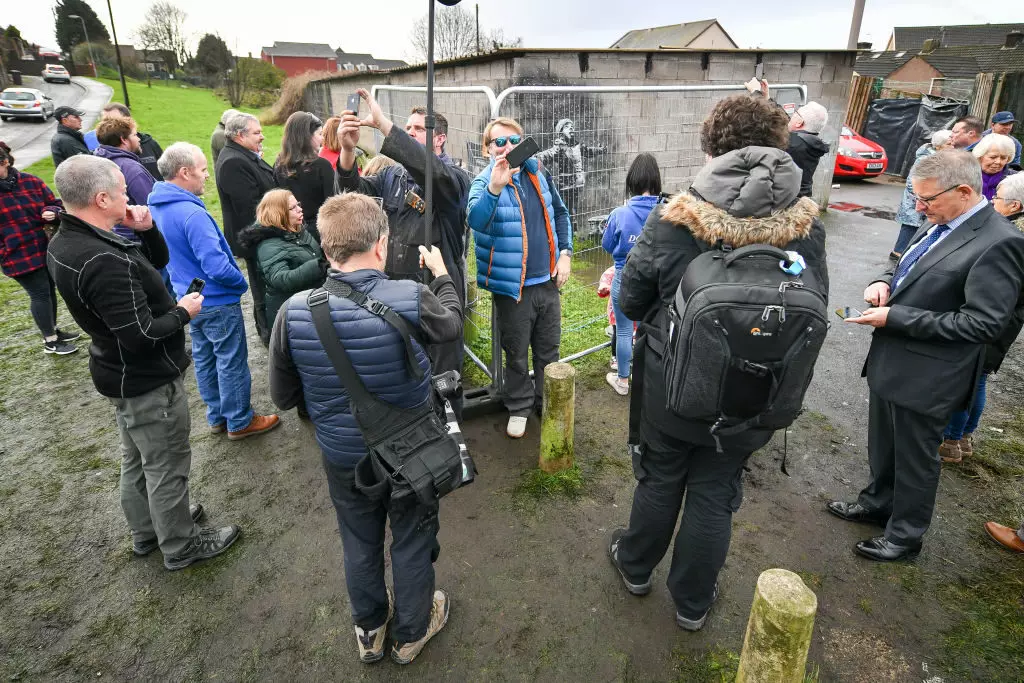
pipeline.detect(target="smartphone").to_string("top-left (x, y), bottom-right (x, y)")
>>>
top-left (185, 277), bottom-right (206, 296)
top-left (346, 93), bottom-right (361, 115)
top-left (833, 306), bottom-right (863, 320)
top-left (502, 135), bottom-right (540, 169)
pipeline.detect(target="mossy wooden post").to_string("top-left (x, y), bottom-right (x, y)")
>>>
top-left (736, 568), bottom-right (818, 683)
top-left (539, 362), bottom-right (575, 473)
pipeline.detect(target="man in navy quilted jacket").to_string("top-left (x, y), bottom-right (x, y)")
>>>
top-left (268, 193), bottom-right (462, 666)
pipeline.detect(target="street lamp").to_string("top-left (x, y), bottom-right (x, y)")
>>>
top-left (67, 14), bottom-right (98, 79)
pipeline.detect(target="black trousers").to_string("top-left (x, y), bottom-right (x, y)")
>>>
top-left (858, 391), bottom-right (948, 544)
top-left (13, 267), bottom-right (58, 338)
top-left (492, 280), bottom-right (561, 416)
top-left (616, 435), bottom-right (749, 620)
top-left (243, 257), bottom-right (270, 345)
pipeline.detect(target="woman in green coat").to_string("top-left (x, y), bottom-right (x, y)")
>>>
top-left (238, 189), bottom-right (325, 327)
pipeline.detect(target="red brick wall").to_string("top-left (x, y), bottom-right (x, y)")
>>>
top-left (887, 57), bottom-right (944, 83)
top-left (260, 54), bottom-right (336, 78)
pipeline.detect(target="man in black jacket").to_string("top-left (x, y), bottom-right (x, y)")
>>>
top-left (50, 106), bottom-right (90, 167)
top-left (215, 112), bottom-right (277, 343)
top-left (786, 101), bottom-right (830, 198)
top-left (337, 89), bottom-right (471, 408)
top-left (47, 155), bottom-right (241, 571)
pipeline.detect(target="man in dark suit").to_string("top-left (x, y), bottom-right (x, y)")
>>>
top-left (215, 112), bottom-right (277, 343)
top-left (829, 150), bottom-right (1024, 562)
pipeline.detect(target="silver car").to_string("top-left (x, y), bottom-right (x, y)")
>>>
top-left (0, 88), bottom-right (56, 122)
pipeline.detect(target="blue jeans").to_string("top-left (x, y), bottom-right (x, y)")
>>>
top-left (611, 268), bottom-right (634, 379)
top-left (892, 223), bottom-right (919, 255)
top-left (944, 373), bottom-right (988, 441)
top-left (190, 302), bottom-right (254, 432)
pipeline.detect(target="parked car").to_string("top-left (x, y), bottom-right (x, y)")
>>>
top-left (834, 127), bottom-right (888, 178)
top-left (0, 88), bottom-right (56, 121)
top-left (42, 64), bottom-right (72, 84)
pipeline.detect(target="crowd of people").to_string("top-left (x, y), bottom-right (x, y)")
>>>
top-left (0, 83), bottom-right (1022, 665)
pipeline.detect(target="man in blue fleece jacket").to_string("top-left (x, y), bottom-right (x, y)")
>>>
top-left (148, 142), bottom-right (280, 441)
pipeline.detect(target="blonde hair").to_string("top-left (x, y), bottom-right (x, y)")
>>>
top-left (256, 189), bottom-right (300, 232)
top-left (363, 154), bottom-right (397, 176)
top-left (481, 117), bottom-right (524, 158)
top-left (972, 133), bottom-right (1016, 162)
top-left (321, 116), bottom-right (342, 153)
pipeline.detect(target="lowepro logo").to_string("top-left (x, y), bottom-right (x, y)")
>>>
top-left (750, 327), bottom-right (773, 337)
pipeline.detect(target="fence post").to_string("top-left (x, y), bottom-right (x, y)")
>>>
top-left (539, 362), bottom-right (575, 473)
top-left (735, 568), bottom-right (818, 683)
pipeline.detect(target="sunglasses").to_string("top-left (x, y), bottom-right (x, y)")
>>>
top-left (490, 134), bottom-right (522, 147)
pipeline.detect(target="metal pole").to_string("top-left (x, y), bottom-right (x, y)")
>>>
top-left (71, 16), bottom-right (99, 79)
top-left (476, 4), bottom-right (480, 54)
top-left (423, 0), bottom-right (436, 277)
top-left (847, 0), bottom-right (866, 50)
top-left (105, 0), bottom-right (130, 108)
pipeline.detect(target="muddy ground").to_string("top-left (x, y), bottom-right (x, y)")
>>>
top-left (1, 182), bottom-right (1022, 682)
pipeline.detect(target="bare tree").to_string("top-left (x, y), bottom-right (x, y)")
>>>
top-left (136, 1), bottom-right (191, 71)
top-left (223, 55), bottom-right (252, 108)
top-left (408, 4), bottom-right (521, 63)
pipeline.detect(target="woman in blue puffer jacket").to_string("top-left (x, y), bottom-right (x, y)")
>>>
top-left (602, 153), bottom-right (662, 395)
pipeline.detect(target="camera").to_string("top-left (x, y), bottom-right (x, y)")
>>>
top-left (431, 370), bottom-right (462, 401)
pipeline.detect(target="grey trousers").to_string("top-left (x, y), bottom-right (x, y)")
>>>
top-left (858, 390), bottom-right (948, 545)
top-left (109, 378), bottom-right (199, 556)
top-left (492, 280), bottom-right (561, 417)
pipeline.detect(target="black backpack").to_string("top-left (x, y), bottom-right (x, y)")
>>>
top-left (663, 243), bottom-right (827, 450)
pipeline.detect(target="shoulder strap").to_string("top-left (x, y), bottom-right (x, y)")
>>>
top-left (306, 288), bottom-right (380, 409)
top-left (322, 277), bottom-right (426, 382)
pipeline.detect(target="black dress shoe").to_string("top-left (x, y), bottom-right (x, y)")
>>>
top-left (854, 536), bottom-right (922, 562)
top-left (826, 501), bottom-right (888, 526)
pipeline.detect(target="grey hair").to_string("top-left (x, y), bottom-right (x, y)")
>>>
top-left (909, 150), bottom-right (982, 195)
top-left (220, 108), bottom-right (241, 125)
top-left (997, 172), bottom-right (1024, 207)
top-left (225, 112), bottom-right (258, 140)
top-left (796, 102), bottom-right (828, 134)
top-left (53, 155), bottom-right (122, 209)
top-left (972, 133), bottom-right (1016, 161)
top-left (158, 142), bottom-right (204, 180)
top-left (931, 129), bottom-right (952, 148)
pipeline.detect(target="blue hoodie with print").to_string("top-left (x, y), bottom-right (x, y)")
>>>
top-left (602, 194), bottom-right (660, 269)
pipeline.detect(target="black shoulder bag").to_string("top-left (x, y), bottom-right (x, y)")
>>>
top-left (306, 279), bottom-right (475, 508)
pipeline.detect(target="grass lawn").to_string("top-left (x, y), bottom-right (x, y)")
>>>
top-left (21, 77), bottom-right (283, 227)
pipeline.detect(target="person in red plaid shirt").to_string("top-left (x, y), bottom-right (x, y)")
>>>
top-left (0, 144), bottom-right (80, 354)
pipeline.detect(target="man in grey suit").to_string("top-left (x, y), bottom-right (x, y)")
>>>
top-left (828, 151), bottom-right (1024, 562)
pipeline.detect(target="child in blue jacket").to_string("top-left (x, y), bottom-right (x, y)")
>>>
top-left (601, 153), bottom-right (662, 395)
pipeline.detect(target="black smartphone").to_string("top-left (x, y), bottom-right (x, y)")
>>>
top-left (185, 277), bottom-right (206, 296)
top-left (346, 93), bottom-right (360, 115)
top-left (502, 135), bottom-right (540, 169)
top-left (833, 306), bottom-right (863, 320)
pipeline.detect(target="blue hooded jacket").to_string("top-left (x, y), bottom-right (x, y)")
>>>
top-left (467, 157), bottom-right (572, 300)
top-left (147, 181), bottom-right (248, 306)
top-left (602, 194), bottom-right (660, 269)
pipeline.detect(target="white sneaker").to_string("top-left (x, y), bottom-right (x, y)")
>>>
top-left (610, 356), bottom-right (618, 372)
top-left (606, 373), bottom-right (629, 396)
top-left (507, 415), bottom-right (527, 438)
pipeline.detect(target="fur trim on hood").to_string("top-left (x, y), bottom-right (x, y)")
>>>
top-left (237, 223), bottom-right (293, 251)
top-left (662, 192), bottom-right (820, 249)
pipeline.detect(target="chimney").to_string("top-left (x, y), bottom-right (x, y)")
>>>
top-left (1005, 32), bottom-right (1023, 49)
top-left (857, 41), bottom-right (872, 50)
top-left (921, 38), bottom-right (938, 54)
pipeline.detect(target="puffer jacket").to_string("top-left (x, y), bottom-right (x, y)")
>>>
top-left (895, 144), bottom-right (935, 228)
top-left (620, 146), bottom-right (829, 453)
top-left (467, 156), bottom-right (572, 300)
top-left (237, 223), bottom-right (324, 326)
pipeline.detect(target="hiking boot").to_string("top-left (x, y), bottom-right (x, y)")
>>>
top-left (355, 586), bottom-right (394, 663)
top-left (391, 589), bottom-right (450, 665)
top-left (55, 328), bottom-right (82, 342)
top-left (606, 373), bottom-right (629, 396)
top-left (506, 415), bottom-right (527, 439)
top-left (676, 583), bottom-right (719, 632)
top-left (607, 528), bottom-right (651, 596)
top-left (958, 434), bottom-right (974, 457)
top-left (888, 250), bottom-right (902, 261)
top-left (210, 422), bottom-right (227, 434)
top-left (163, 525), bottom-right (241, 570)
top-left (43, 339), bottom-right (78, 355)
top-left (939, 439), bottom-right (962, 464)
top-left (132, 504), bottom-right (206, 556)
top-left (227, 414), bottom-right (281, 441)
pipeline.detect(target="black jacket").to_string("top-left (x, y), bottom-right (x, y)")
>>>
top-left (620, 148), bottom-right (828, 453)
top-left (787, 130), bottom-right (830, 198)
top-left (988, 211), bottom-right (1024, 372)
top-left (273, 157), bottom-right (337, 242)
top-left (46, 214), bottom-right (191, 398)
top-left (215, 140), bottom-right (277, 257)
top-left (137, 132), bottom-right (164, 180)
top-left (50, 125), bottom-right (90, 167)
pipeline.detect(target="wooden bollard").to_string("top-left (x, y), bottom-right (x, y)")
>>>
top-left (736, 569), bottom-right (818, 683)
top-left (539, 362), bottom-right (575, 473)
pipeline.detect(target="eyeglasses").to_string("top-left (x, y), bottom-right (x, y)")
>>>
top-left (489, 134), bottom-right (522, 147)
top-left (916, 185), bottom-right (960, 207)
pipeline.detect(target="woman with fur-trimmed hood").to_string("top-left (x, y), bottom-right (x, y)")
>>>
top-left (607, 94), bottom-right (828, 632)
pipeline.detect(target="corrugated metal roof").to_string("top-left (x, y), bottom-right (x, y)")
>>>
top-left (610, 19), bottom-right (735, 49)
top-left (261, 42), bottom-right (337, 58)
top-left (893, 23), bottom-right (1024, 51)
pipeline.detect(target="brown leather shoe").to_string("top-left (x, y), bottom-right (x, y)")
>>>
top-left (958, 434), bottom-right (973, 457)
top-left (939, 439), bottom-right (962, 464)
top-left (228, 414), bottom-right (281, 441)
top-left (984, 522), bottom-right (1024, 553)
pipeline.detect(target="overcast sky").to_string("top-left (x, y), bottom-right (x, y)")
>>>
top-left (8, 1), bottom-right (1024, 62)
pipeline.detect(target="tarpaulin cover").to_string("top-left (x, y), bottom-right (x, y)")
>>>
top-left (863, 96), bottom-right (968, 177)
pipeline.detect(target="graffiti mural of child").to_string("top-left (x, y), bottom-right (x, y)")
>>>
top-left (536, 119), bottom-right (606, 219)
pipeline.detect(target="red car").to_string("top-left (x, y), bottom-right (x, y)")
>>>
top-left (834, 127), bottom-right (888, 178)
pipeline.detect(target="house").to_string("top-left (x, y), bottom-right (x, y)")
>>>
top-left (610, 19), bottom-right (738, 50)
top-left (260, 42), bottom-right (337, 77)
top-left (886, 23), bottom-right (1024, 51)
top-left (855, 29), bottom-right (1024, 84)
top-left (334, 49), bottom-right (407, 73)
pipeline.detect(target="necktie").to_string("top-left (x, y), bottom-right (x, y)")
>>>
top-left (893, 224), bottom-right (951, 289)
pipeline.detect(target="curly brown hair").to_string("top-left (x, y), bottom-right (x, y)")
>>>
top-left (700, 95), bottom-right (790, 158)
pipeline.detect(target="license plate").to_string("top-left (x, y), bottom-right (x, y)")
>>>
top-left (866, 163), bottom-right (883, 171)
top-left (11, 103), bottom-right (27, 108)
